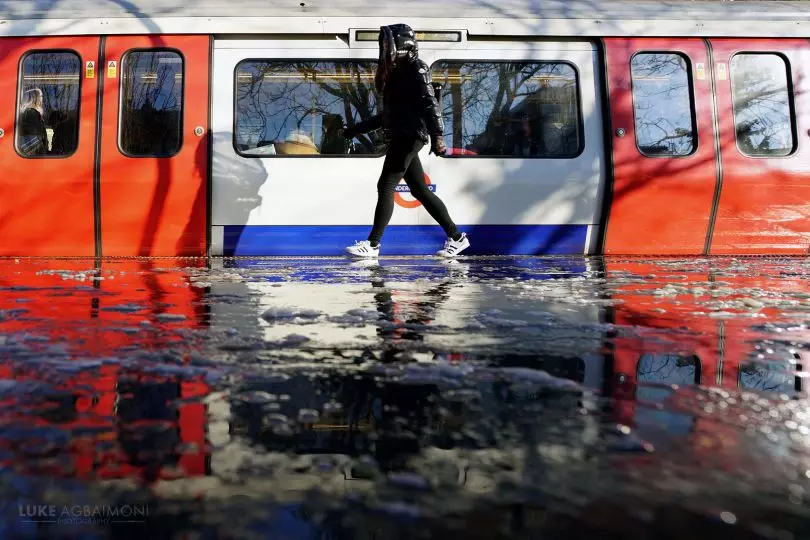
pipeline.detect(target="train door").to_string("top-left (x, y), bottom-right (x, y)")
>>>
top-left (0, 37), bottom-right (100, 256)
top-left (98, 35), bottom-right (210, 257)
top-left (602, 39), bottom-right (720, 255)
top-left (420, 38), bottom-right (606, 255)
top-left (706, 39), bottom-right (810, 254)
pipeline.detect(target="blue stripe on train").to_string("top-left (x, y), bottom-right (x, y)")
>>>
top-left (222, 224), bottom-right (588, 256)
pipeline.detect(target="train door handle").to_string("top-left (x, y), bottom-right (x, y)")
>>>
top-left (194, 126), bottom-right (205, 137)
top-left (0, 128), bottom-right (5, 138)
top-left (615, 128), bottom-right (626, 138)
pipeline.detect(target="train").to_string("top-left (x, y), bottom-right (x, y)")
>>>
top-left (0, 0), bottom-right (809, 257)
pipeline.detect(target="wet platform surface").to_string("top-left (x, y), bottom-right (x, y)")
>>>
top-left (1, 256), bottom-right (809, 539)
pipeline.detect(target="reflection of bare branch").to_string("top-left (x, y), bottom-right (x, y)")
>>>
top-left (637, 353), bottom-right (697, 385)
top-left (740, 363), bottom-right (793, 394)
top-left (433, 61), bottom-right (579, 157)
top-left (631, 53), bottom-right (694, 156)
top-left (731, 55), bottom-right (792, 156)
top-left (235, 61), bottom-right (385, 155)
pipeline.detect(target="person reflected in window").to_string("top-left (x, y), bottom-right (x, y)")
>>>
top-left (48, 110), bottom-right (73, 155)
top-left (18, 88), bottom-right (47, 156)
top-left (320, 114), bottom-right (348, 155)
top-left (506, 114), bottom-right (541, 157)
top-left (341, 24), bottom-right (470, 258)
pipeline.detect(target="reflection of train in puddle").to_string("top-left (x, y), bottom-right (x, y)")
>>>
top-left (0, 261), bottom-right (210, 480)
top-left (0, 258), bottom-right (808, 484)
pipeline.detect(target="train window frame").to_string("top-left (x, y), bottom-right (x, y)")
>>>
top-left (117, 47), bottom-right (186, 159)
top-left (231, 58), bottom-right (386, 159)
top-left (14, 48), bottom-right (83, 160)
top-left (729, 51), bottom-right (797, 160)
top-left (629, 50), bottom-right (699, 159)
top-left (428, 59), bottom-right (586, 160)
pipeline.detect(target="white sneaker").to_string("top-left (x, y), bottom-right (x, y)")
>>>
top-left (346, 240), bottom-right (380, 258)
top-left (436, 233), bottom-right (470, 258)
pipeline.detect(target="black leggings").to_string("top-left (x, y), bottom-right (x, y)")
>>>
top-left (368, 138), bottom-right (460, 245)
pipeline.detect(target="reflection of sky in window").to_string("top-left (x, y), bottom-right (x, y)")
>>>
top-left (432, 62), bottom-right (580, 156)
top-left (123, 52), bottom-right (182, 113)
top-left (631, 53), bottom-right (694, 156)
top-left (21, 53), bottom-right (80, 116)
top-left (731, 54), bottom-right (793, 156)
top-left (235, 62), bottom-right (378, 150)
top-left (739, 362), bottom-right (795, 395)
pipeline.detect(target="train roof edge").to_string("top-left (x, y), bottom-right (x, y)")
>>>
top-left (0, 0), bottom-right (808, 38)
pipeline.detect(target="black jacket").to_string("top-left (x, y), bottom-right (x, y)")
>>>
top-left (353, 59), bottom-right (444, 144)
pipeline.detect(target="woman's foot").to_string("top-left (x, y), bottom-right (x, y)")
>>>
top-left (436, 233), bottom-right (469, 257)
top-left (346, 240), bottom-right (380, 258)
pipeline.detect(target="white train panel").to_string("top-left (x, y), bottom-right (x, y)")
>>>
top-left (211, 39), bottom-right (605, 256)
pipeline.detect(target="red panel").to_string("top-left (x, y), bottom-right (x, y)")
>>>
top-left (99, 35), bottom-right (209, 257)
top-left (603, 38), bottom-right (719, 255)
top-left (0, 37), bottom-right (99, 256)
top-left (708, 39), bottom-right (810, 254)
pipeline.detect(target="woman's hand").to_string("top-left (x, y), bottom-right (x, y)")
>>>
top-left (430, 136), bottom-right (447, 156)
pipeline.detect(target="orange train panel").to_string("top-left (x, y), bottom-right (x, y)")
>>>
top-left (603, 38), bottom-right (720, 255)
top-left (707, 39), bottom-right (810, 254)
top-left (99, 35), bottom-right (210, 257)
top-left (0, 37), bottom-right (99, 256)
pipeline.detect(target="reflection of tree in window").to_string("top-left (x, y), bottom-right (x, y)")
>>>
top-left (431, 62), bottom-right (581, 157)
top-left (731, 54), bottom-right (794, 157)
top-left (120, 51), bottom-right (183, 156)
top-left (637, 353), bottom-right (699, 386)
top-left (739, 362), bottom-right (795, 395)
top-left (17, 52), bottom-right (81, 157)
top-left (234, 61), bottom-right (385, 156)
top-left (630, 53), bottom-right (695, 156)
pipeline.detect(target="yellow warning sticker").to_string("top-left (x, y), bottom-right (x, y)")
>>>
top-left (696, 62), bottom-right (705, 81)
top-left (717, 63), bottom-right (727, 81)
top-left (85, 60), bottom-right (95, 79)
top-left (107, 60), bottom-right (117, 78)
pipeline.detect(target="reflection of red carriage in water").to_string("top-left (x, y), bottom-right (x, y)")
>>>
top-left (0, 261), bottom-right (209, 481)
top-left (606, 260), bottom-right (810, 443)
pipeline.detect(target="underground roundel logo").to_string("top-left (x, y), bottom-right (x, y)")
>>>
top-left (394, 173), bottom-right (435, 209)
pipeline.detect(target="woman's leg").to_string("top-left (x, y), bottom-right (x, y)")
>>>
top-left (367, 139), bottom-right (420, 246)
top-left (402, 152), bottom-right (461, 241)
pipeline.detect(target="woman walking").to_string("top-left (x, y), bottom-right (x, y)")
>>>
top-left (342, 24), bottom-right (470, 258)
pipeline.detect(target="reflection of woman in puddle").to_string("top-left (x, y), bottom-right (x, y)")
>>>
top-left (363, 262), bottom-right (465, 361)
top-left (18, 88), bottom-right (48, 156)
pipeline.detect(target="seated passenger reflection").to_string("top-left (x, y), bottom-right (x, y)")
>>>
top-left (18, 88), bottom-right (48, 156)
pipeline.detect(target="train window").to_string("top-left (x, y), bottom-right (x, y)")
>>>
top-left (119, 50), bottom-right (183, 157)
top-left (739, 361), bottom-right (797, 396)
top-left (16, 51), bottom-right (81, 158)
top-left (233, 60), bottom-right (384, 157)
top-left (730, 54), bottom-right (795, 157)
top-left (637, 353), bottom-right (701, 386)
top-left (630, 53), bottom-right (696, 157)
top-left (635, 353), bottom-right (700, 436)
top-left (430, 61), bottom-right (581, 158)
